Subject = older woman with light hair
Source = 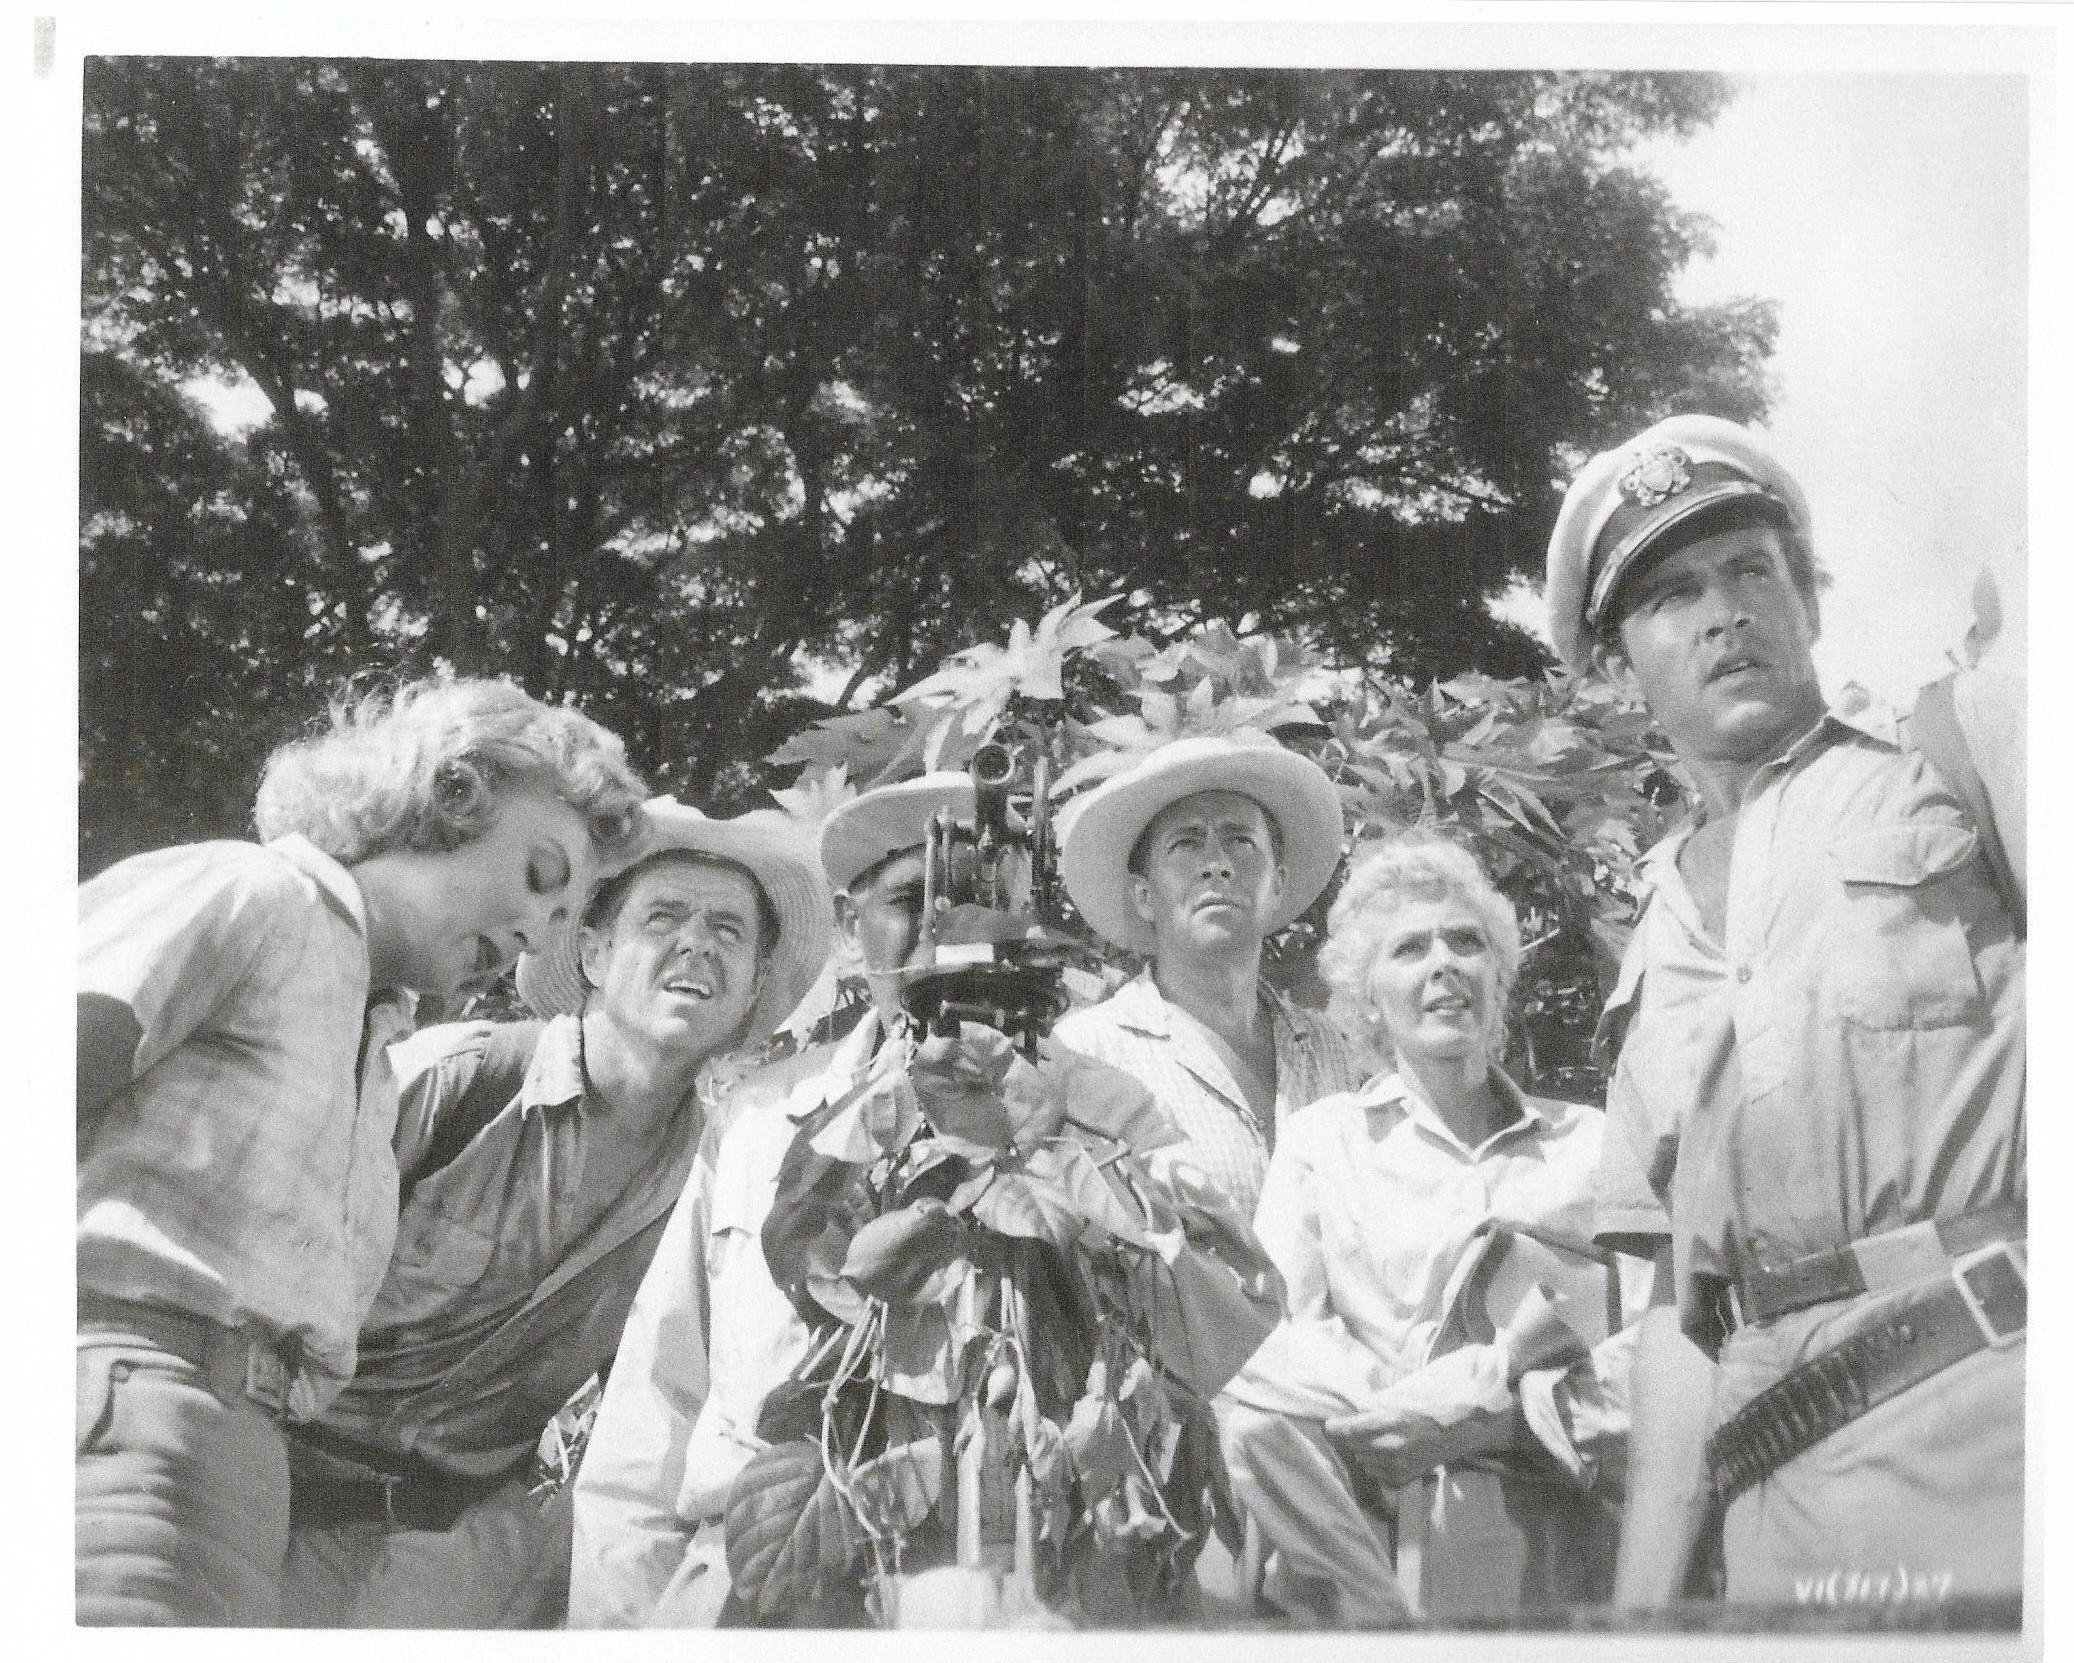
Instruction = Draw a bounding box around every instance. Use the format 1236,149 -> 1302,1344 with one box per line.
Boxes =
1217,834 -> 1648,1627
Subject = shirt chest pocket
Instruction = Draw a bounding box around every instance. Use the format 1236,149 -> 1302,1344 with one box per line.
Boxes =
1822,823 -> 1985,1029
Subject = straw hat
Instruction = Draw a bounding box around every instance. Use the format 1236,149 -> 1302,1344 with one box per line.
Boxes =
517,797 -> 833,1047
1057,735 -> 1344,955
817,772 -> 977,893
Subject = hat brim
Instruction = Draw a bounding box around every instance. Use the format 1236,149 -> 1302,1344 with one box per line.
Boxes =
516,801 -> 834,1048
1058,739 -> 1345,955
1585,482 -> 1791,632
818,774 -> 977,893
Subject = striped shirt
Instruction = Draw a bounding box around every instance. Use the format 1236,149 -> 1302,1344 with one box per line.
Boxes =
1052,969 -> 1366,1220
78,836 -> 410,1417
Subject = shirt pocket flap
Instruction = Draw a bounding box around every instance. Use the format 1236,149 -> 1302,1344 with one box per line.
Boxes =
1831,822 -> 1977,888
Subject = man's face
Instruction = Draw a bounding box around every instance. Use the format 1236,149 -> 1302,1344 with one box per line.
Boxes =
838,848 -> 931,1011
1128,789 -> 1286,961
1595,522 -> 1825,770
374,785 -> 595,998
580,857 -> 768,1058
1364,896 -> 1503,1067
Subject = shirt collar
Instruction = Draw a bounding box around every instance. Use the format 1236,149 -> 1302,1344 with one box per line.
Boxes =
267,833 -> 369,937
1636,690 -> 1902,885
1358,1065 -> 1548,1153
522,1013 -> 589,1113
1104,965 -> 1313,1043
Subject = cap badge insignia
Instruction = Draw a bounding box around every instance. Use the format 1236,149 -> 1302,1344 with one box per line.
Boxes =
1618,445 -> 1694,509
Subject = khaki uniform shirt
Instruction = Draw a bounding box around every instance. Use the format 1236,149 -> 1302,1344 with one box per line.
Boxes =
1592,691 -> 2025,1597
1593,697 -> 2024,1339
78,836 -> 408,1417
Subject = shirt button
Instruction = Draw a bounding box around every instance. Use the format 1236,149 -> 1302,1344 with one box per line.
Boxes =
1736,966 -> 1753,984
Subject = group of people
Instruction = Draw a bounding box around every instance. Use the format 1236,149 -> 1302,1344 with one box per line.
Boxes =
75,414 -> 2026,1628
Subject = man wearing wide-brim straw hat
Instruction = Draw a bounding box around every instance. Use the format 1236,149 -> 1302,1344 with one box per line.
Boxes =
1054,733 -> 1365,1222
570,772 -> 979,1626
1546,412 -> 2025,1609
277,797 -> 832,1627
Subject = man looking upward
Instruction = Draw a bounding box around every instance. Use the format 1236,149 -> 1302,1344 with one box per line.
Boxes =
1053,735 -> 1363,1221
1545,414 -> 2024,1607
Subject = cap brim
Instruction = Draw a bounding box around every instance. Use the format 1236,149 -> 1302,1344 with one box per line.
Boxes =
1585,481 -> 1791,631
818,774 -> 976,893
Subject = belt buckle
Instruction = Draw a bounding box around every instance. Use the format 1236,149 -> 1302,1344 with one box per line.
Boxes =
1951,1241 -> 2027,1350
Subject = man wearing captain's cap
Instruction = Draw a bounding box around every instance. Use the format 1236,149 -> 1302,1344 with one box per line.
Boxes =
1054,734 -> 1364,1222
1547,413 -> 2025,1607
568,772 -> 978,1626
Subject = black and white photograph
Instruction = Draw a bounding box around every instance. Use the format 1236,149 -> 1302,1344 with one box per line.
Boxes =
32,4 -> 2062,1653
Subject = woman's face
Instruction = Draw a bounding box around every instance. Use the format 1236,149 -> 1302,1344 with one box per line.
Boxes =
358,784 -> 595,998
1362,894 -> 1504,1067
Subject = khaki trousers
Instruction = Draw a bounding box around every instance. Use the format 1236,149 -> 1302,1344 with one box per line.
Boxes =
76,1332 -> 293,1626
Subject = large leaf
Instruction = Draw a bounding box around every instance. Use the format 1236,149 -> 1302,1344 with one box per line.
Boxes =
724,1438 -> 863,1621
1060,1389 -> 1132,1503
1021,1142 -> 1154,1249
764,1094 -> 880,1327
840,1198 -> 969,1302
848,1435 -> 946,1541
810,1065 -> 923,1164
1040,1042 -> 1181,1152
1128,1238 -> 1282,1399
908,1029 -> 1069,1152
880,1299 -> 967,1404
970,1169 -> 1083,1252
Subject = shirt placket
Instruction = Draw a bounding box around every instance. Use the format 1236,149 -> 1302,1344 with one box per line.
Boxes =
1725,766 -> 1790,1105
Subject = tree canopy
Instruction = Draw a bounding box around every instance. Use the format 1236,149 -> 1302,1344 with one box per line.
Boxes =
81,59 -> 1772,873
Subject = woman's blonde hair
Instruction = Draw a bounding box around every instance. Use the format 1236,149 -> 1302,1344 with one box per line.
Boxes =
254,675 -> 647,865
1317,833 -> 1522,1055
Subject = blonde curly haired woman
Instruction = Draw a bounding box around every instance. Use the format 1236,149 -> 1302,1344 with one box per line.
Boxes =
78,676 -> 646,1625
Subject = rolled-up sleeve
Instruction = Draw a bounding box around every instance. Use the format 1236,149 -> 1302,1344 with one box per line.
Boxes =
79,843 -> 283,1089
1517,1246 -> 1652,1494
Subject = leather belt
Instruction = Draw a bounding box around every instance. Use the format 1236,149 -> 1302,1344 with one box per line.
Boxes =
79,1294 -> 299,1418
285,1426 -> 521,1533
1727,1201 -> 2025,1330
1706,1239 -> 2025,1509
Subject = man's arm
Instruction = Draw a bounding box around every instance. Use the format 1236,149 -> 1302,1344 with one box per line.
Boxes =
567,1157 -> 715,1627
1612,1250 -> 1716,1607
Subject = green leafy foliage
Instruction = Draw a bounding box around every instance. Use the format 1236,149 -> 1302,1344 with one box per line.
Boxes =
732,1026 -> 1288,1624
724,1438 -> 868,1623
